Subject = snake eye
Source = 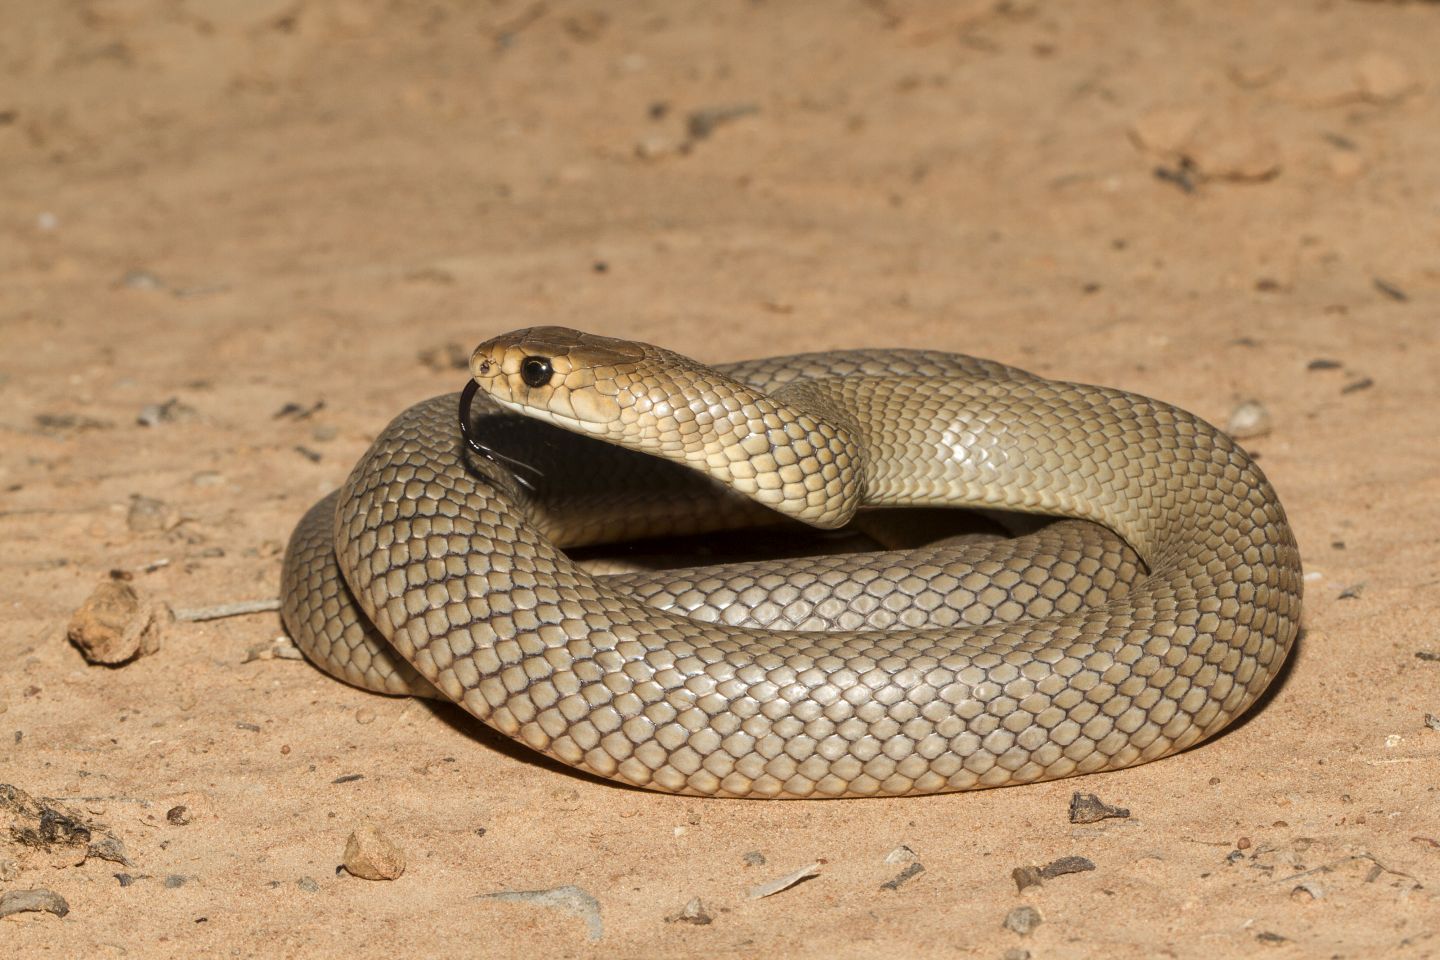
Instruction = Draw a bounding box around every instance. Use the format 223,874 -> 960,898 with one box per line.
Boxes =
520,355 -> 554,389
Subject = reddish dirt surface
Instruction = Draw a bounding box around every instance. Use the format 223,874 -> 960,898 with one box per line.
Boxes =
3,2 -> 1438,957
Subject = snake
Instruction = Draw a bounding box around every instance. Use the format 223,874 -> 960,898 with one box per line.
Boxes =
280,326 -> 1302,799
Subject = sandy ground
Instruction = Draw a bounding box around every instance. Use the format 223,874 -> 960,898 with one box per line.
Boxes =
3,1 -> 1439,957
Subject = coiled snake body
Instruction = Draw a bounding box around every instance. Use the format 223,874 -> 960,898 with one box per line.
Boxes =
281,327 -> 1301,798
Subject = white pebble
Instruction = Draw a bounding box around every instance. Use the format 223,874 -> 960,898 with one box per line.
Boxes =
1226,400 -> 1271,439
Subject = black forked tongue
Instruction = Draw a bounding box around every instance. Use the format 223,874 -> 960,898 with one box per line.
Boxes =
459,379 -> 543,490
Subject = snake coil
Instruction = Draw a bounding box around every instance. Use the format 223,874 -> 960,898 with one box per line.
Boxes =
281,327 -> 1301,798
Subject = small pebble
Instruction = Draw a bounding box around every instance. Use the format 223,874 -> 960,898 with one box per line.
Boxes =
1038,856 -> 1096,879
342,823 -> 406,880
0,888 -> 70,919
665,897 -> 713,925
1227,400 -> 1271,439
296,876 -> 319,893
1291,881 -> 1324,902
67,579 -> 170,664
90,835 -> 132,867
1013,855 -> 1095,891
1069,792 -> 1130,824
355,707 -> 377,725
127,495 -> 179,533
884,845 -> 917,864
166,805 -> 191,826
1003,905 -> 1042,936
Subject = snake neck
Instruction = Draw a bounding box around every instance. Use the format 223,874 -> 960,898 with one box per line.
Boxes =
586,357 -> 869,530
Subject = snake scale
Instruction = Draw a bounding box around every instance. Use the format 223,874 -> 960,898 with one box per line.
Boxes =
281,327 -> 1302,798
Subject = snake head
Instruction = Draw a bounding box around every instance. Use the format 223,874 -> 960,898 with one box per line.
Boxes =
469,326 -> 865,528
469,326 -> 684,439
